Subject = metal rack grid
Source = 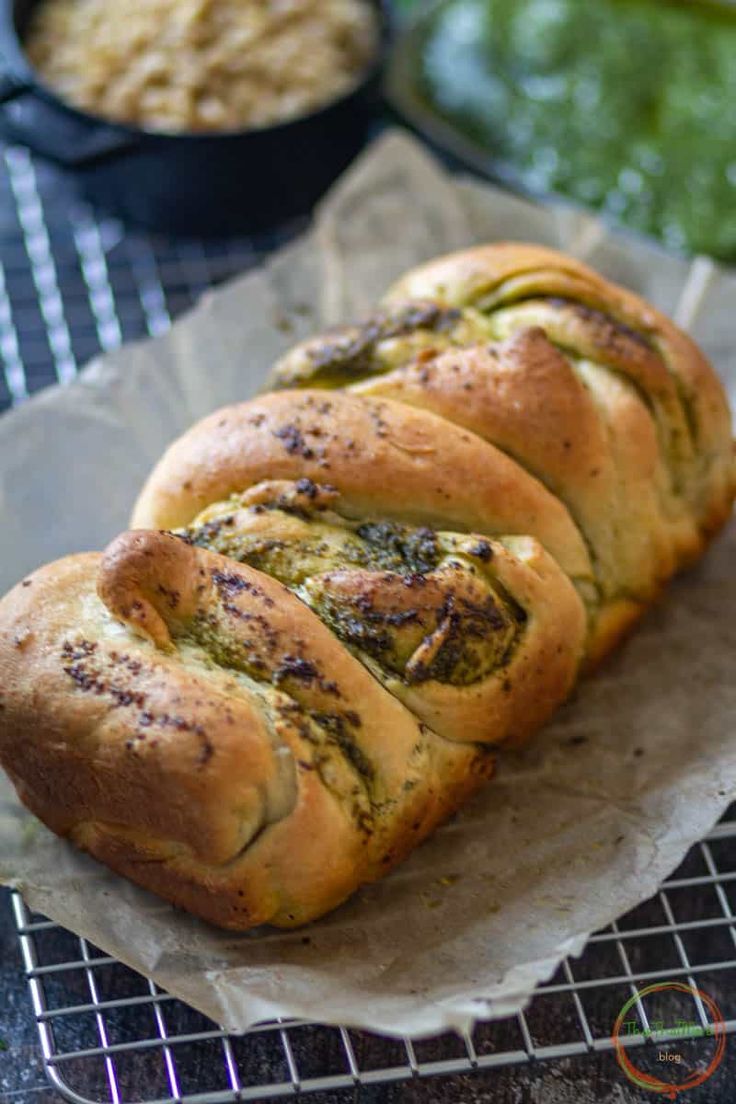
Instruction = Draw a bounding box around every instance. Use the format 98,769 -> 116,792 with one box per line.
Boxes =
10,811 -> 736,1103
0,144 -> 305,411
2,141 -> 736,1101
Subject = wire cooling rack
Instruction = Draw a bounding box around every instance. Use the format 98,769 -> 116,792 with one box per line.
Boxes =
10,812 -> 736,1103
0,145 -> 304,410
2,142 -> 736,1102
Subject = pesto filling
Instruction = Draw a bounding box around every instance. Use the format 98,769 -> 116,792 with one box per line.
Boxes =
273,303 -> 494,388
175,616 -> 377,831
179,496 -> 523,689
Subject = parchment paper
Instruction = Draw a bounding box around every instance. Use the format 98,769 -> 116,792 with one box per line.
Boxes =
1,131 -> 735,1038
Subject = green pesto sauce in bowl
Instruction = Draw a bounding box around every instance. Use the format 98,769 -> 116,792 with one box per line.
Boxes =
403,0 -> 736,259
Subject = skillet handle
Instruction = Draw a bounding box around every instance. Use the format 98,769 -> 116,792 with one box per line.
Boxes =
0,71 -> 138,167
0,69 -> 29,103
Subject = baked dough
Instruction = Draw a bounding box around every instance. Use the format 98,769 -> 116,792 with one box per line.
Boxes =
0,244 -> 732,929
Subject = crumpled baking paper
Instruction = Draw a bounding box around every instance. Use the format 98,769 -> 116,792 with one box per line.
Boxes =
0,131 -> 735,1038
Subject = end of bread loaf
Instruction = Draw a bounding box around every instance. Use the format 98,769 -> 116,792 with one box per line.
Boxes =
0,513 -> 584,928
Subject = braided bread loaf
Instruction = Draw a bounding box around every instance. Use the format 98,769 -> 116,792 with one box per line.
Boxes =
0,244 -> 733,930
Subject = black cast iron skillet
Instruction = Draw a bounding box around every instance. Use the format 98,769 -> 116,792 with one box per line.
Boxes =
0,0 -> 386,235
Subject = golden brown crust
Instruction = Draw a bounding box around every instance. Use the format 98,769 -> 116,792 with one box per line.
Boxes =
131,389 -> 592,585
384,243 -> 735,533
270,243 -> 734,657
0,241 -> 732,931
0,528 -> 582,928
350,329 -> 679,600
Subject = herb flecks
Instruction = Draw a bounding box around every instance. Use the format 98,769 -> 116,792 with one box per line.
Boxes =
181,498 -> 521,689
